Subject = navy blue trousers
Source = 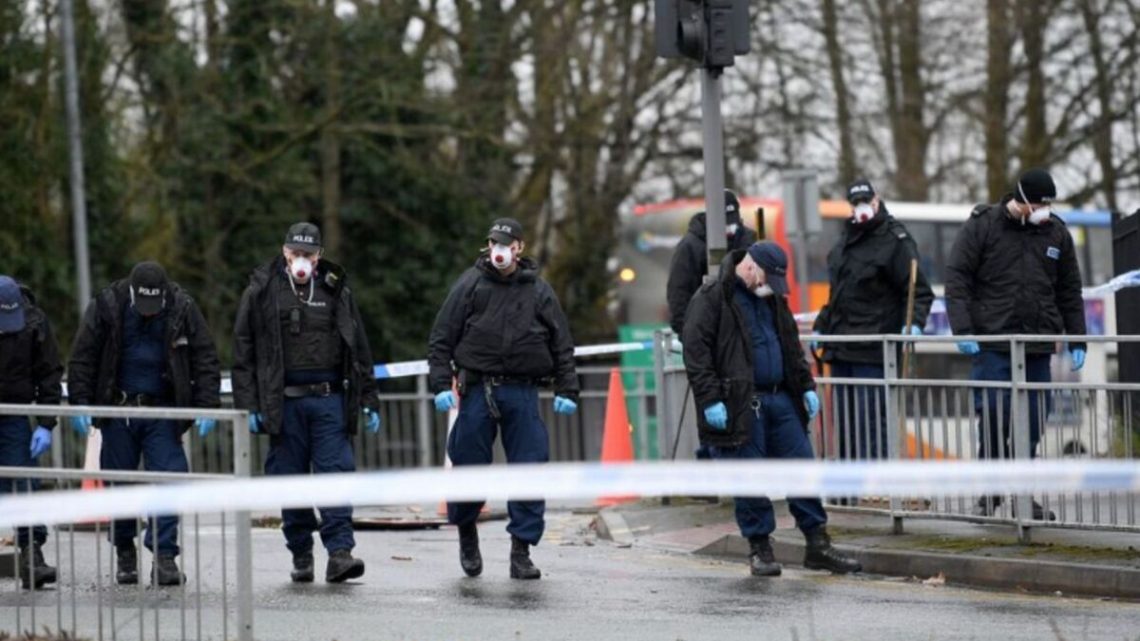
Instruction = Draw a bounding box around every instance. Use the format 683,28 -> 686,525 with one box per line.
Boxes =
101,418 -> 188,556
265,393 -> 356,555
447,383 -> 549,545
710,391 -> 828,539
971,351 -> 1052,460
830,361 -> 888,460
0,416 -> 48,547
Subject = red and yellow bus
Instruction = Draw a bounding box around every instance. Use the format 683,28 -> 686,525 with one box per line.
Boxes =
615,195 -> 1115,337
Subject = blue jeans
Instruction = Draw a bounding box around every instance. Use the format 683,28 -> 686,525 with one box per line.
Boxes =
710,391 -> 828,539
447,382 -> 549,544
101,418 -> 189,556
0,416 -> 48,548
265,393 -> 356,554
829,361 -> 888,460
971,351 -> 1052,460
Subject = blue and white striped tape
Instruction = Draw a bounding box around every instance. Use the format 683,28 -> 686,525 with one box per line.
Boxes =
370,341 -> 656,380
1,460 -> 1138,529
216,341 -> 657,395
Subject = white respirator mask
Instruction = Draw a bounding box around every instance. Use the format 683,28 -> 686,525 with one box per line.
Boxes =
852,203 -> 875,224
1018,182 -> 1052,225
289,256 -> 313,281
753,284 -> 774,298
490,244 -> 515,270
725,223 -> 739,238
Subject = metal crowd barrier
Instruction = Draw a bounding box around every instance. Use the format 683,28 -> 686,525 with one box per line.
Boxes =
46,367 -> 658,476
0,404 -> 252,641
652,331 -> 1140,542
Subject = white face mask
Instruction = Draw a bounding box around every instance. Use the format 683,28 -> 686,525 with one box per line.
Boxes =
753,284 -> 774,298
852,203 -> 875,224
1017,181 -> 1053,225
289,256 -> 314,282
1027,206 -> 1052,225
725,223 -> 739,238
490,243 -> 515,271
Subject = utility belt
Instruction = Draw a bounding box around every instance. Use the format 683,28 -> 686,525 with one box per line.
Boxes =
457,370 -> 545,421
283,381 -> 343,399
462,371 -> 540,388
749,383 -> 787,419
117,391 -> 169,407
753,382 -> 786,397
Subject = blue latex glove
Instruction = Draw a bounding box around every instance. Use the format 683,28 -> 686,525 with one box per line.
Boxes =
957,341 -> 981,355
1070,347 -> 1086,372
195,418 -> 217,438
809,331 -> 821,352
434,391 -> 456,412
803,391 -> 821,420
247,412 -> 263,434
553,396 -> 578,415
29,426 -> 52,459
363,407 -> 381,434
703,402 -> 728,430
903,325 -> 923,336
70,415 -> 91,437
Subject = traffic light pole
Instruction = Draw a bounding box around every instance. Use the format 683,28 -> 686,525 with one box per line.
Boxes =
701,67 -> 727,282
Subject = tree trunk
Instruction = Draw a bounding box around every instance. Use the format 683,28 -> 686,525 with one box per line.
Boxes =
985,0 -> 1013,201
1017,0 -> 1048,168
320,0 -> 342,255
1078,0 -> 1119,210
895,0 -> 928,200
822,0 -> 857,186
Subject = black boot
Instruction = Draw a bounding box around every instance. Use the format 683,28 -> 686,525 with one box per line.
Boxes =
116,544 -> 139,585
972,495 -> 1003,517
18,543 -> 57,590
458,523 -> 483,577
291,551 -> 315,583
803,527 -> 861,574
1032,500 -> 1057,522
1010,498 -> 1057,522
509,535 -> 541,580
748,536 -> 782,577
153,555 -> 186,586
325,549 -> 365,583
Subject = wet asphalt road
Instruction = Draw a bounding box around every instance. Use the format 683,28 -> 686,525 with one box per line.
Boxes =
2,511 -> 1138,641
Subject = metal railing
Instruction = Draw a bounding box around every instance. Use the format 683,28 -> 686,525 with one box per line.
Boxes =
652,331 -> 1140,542
36,366 -> 657,476
0,404 -> 252,641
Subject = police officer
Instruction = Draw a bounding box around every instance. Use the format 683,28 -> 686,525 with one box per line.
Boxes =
666,189 -> 758,336
428,218 -> 579,580
812,179 -> 933,460
946,168 -> 1085,519
0,276 -> 64,589
68,261 -> 221,586
232,222 -> 381,583
683,242 -> 861,577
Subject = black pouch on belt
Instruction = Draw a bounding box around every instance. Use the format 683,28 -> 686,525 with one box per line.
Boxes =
483,381 -> 502,420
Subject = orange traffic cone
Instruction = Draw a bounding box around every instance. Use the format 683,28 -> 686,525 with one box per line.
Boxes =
596,368 -> 637,507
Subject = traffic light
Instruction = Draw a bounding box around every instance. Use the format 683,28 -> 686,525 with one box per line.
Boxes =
654,0 -> 750,69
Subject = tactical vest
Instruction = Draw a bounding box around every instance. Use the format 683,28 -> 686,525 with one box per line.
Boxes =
277,276 -> 343,373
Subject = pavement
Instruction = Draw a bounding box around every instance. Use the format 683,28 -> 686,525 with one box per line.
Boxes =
3,505 -> 1140,640
594,498 -> 1140,599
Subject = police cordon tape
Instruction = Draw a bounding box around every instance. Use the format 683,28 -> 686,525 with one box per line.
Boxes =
2,460 -> 1139,529
210,341 -> 658,394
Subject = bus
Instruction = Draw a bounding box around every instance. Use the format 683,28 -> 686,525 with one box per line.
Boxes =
614,195 -> 1120,460
614,195 -> 1116,341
